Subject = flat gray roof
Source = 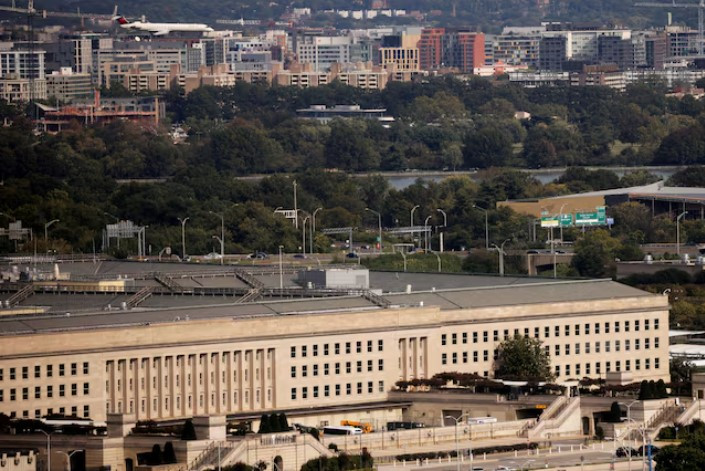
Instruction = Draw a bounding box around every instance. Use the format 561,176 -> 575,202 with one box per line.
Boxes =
0,279 -> 652,336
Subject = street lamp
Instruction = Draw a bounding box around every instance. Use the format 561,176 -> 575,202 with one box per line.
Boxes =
492,239 -> 510,277
212,236 -> 224,265
0,211 -> 16,222
410,205 -> 420,249
278,245 -> 284,289
473,204 -> 489,250
44,219 -> 59,242
366,208 -> 382,253
424,215 -> 432,252
209,211 -> 225,265
177,217 -> 189,260
444,414 -> 474,471
36,429 -> 54,471
437,208 -> 447,253
558,203 -> 567,244
302,215 -> 310,256
619,402 -> 646,471
677,211 -> 688,257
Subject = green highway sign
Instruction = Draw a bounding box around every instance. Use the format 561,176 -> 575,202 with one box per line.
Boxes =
575,206 -> 607,226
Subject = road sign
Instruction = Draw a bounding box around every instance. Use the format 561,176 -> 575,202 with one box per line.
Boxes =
575,206 -> 607,226
541,213 -> 573,228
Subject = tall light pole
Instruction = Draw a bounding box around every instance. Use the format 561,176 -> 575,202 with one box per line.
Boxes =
492,239 -> 510,277
293,180 -> 298,229
44,219 -> 59,242
0,211 -> 16,222
437,208 -> 447,253
619,401 -> 644,471
410,205 -> 420,249
677,211 -> 688,257
37,429 -> 53,471
473,204 -> 489,250
278,245 -> 284,289
177,217 -> 189,260
424,215 -> 432,252
209,211 -> 225,265
558,203 -> 567,244
366,208 -> 382,253
302,215 -> 310,256
312,207 -> 322,254
212,236 -> 224,264
444,414 -> 474,471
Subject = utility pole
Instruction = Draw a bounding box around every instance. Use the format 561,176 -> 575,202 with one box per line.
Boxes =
293,180 -> 298,229
177,217 -> 189,260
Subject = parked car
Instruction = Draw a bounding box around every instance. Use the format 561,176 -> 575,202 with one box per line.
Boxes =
346,252 -> 359,259
616,446 -> 638,457
248,252 -> 268,259
638,445 -> 660,457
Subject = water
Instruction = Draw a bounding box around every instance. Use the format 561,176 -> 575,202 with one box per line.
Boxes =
385,166 -> 684,190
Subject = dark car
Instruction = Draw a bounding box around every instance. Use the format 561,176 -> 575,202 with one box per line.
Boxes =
346,252 -> 359,259
616,447 -> 638,457
249,251 -> 268,259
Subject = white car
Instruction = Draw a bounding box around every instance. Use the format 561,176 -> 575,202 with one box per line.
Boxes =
495,467 -> 516,471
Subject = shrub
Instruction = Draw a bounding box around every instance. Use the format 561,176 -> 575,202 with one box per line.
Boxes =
163,441 -> 176,464
181,419 -> 197,440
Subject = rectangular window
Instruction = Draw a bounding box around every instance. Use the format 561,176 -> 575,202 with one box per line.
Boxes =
555,345 -> 560,356
463,332 -> 468,344
575,343 -> 580,355
83,362 -> 89,374
585,342 -> 590,354
378,359 -> 384,371
463,352 -> 468,363
59,385 -> 65,397
357,382 -> 362,394
335,363 -> 340,374
71,383 -> 77,396
34,386 -> 40,399
442,353 -> 447,365
524,328 -> 529,337
575,324 -> 580,336
335,343 -> 340,355
655,337 -> 660,348
22,367 -> 28,379
605,322 -> 610,334
368,381 -> 373,393
565,365 -> 570,376
452,333 -> 457,345
493,330 -> 499,341
555,325 -> 560,337
606,361 -> 611,372
645,338 -> 651,349
626,360 -> 631,371
655,358 -> 660,369
441,334 -> 447,345
564,344 -> 570,355
636,359 -> 641,370
595,323 -> 600,334
635,339 -> 640,350
635,320 -> 640,331
575,364 -> 580,376
345,342 -> 351,354
586,363 -> 591,375
378,339 -> 384,351
302,346 -> 307,357
313,364 -> 319,376
291,366 -> 296,378
346,362 -> 351,374
473,351 -> 478,362
302,387 -> 308,399
565,325 -> 570,336
646,358 -> 651,369
616,340 -> 621,352
534,327 -> 540,338
323,344 -> 329,356
83,383 -> 89,395
452,352 -> 458,364
645,319 -> 650,330
302,366 -> 307,377
356,341 -> 362,353
83,405 -> 89,418
47,385 -> 52,398
584,324 -> 590,335
616,361 -> 621,372
367,340 -> 373,352
625,321 -> 630,332
555,365 -> 560,377
367,360 -> 372,372
335,384 -> 341,396
544,326 -> 550,338
606,341 -> 611,353
22,387 -> 28,400
379,381 -> 385,392
615,322 -> 620,333
313,345 -> 318,357
654,319 -> 660,330
34,365 -> 40,378
483,331 -> 488,342
10,368 -> 15,380
313,386 -> 319,398
626,340 -> 631,351
290,346 -> 296,358
483,350 -> 488,361
324,363 -> 330,375
596,362 -> 601,374
346,383 -> 351,395
71,363 -> 77,375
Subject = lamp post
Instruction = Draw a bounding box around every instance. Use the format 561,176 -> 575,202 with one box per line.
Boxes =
37,429 -> 53,471
558,203 -> 567,244
677,211 -> 688,257
212,236 -> 224,264
44,219 -> 59,242
366,208 -> 382,253
473,204 -> 489,250
312,208 -> 322,254
0,211 -> 16,222
492,239 -> 510,277
278,245 -> 284,289
424,215 -> 432,252
444,414 -> 474,471
302,215 -> 310,256
209,211 -> 225,265
410,205 -> 420,249
437,209 -> 447,253
177,217 -> 189,260
619,401 -> 642,471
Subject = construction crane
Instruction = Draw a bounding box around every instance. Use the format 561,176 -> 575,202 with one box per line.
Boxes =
635,1 -> 705,57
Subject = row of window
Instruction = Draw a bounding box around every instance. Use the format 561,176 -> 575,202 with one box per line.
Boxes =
110,349 -> 273,373
0,383 -> 90,402
110,388 -> 273,416
111,366 -> 271,393
554,358 -> 661,377
0,362 -> 89,382
290,340 -> 384,358
291,359 -> 384,378
440,318 -> 661,346
7,405 -> 90,420
291,380 -> 385,400
441,338 -> 661,365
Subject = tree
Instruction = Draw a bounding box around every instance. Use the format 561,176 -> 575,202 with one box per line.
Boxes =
258,414 -> 272,434
149,444 -> 163,465
463,126 -> 513,169
609,401 -> 623,422
494,335 -> 554,382
276,413 -> 289,432
571,229 -> 621,277
181,419 -> 197,440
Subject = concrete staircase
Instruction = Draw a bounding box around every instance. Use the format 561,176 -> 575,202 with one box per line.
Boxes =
677,399 -> 702,426
528,396 -> 581,440
125,286 -> 154,308
6,283 -> 34,306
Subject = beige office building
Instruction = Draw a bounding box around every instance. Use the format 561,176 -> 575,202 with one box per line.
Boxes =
0,274 -> 669,424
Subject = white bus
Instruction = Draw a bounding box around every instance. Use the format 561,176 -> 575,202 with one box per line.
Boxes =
323,425 -> 363,435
